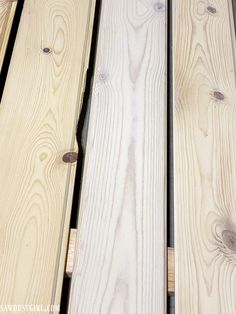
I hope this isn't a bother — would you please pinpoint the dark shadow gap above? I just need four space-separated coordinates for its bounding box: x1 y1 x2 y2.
60 0 102 312
0 0 25 102
167 0 175 313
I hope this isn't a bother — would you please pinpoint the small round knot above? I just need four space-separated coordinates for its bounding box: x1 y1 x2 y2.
99 73 108 82
42 47 51 54
207 6 217 14
62 152 78 163
153 2 165 12
213 90 225 101
222 230 236 252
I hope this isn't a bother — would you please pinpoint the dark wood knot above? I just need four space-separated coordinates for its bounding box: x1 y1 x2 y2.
213 91 225 101
222 230 236 252
99 73 108 82
62 152 78 163
207 6 217 14
153 2 165 12
42 47 51 54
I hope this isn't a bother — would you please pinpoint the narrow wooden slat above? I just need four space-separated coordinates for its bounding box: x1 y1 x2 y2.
65 228 77 278
0 0 95 306
66 229 175 294
168 247 174 294
173 0 236 312
0 0 17 71
69 0 167 312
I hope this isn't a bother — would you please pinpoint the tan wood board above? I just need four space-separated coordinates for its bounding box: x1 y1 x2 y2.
0 0 17 71
69 0 167 312
173 0 236 312
0 0 96 307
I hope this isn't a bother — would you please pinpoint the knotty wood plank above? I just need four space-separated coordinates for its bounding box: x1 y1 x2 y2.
0 0 17 72
66 229 174 294
69 0 167 312
173 0 236 312
0 0 96 306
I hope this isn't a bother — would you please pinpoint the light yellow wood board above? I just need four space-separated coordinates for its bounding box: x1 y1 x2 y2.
69 0 167 312
66 229 174 294
0 0 17 71
173 0 236 313
0 0 96 307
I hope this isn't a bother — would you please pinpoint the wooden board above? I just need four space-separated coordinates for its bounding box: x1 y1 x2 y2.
66 229 174 295
0 0 17 71
69 0 167 312
0 0 96 306
173 0 236 312
66 228 77 278
168 247 174 295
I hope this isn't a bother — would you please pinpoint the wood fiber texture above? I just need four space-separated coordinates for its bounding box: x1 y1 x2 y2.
0 0 95 307
173 0 236 313
66 230 175 295
69 0 167 313
0 0 17 71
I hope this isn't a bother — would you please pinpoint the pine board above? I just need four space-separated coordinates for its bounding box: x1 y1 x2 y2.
0 0 95 306
69 0 167 312
0 0 17 71
173 0 236 313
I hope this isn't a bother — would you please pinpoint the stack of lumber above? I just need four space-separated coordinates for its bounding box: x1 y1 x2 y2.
0 0 235 313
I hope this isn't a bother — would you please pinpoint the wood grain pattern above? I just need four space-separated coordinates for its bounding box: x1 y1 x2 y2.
66 230 174 294
0 0 17 71
0 0 96 307
173 0 236 312
69 0 167 312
